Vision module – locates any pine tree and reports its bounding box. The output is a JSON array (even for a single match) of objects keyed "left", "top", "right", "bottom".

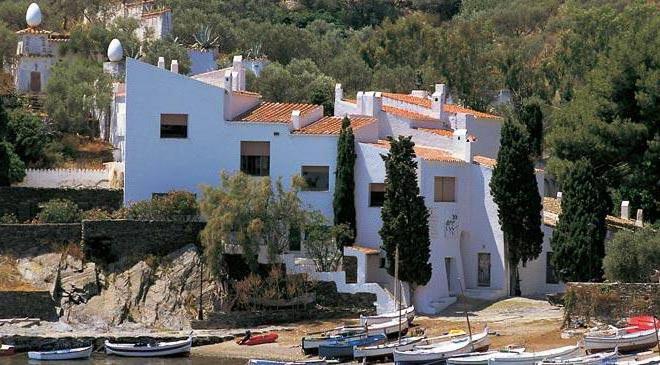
[
  {"left": 490, "top": 118, "right": 543, "bottom": 296},
  {"left": 333, "top": 116, "right": 356, "bottom": 246},
  {"left": 379, "top": 136, "right": 432, "bottom": 286},
  {"left": 551, "top": 158, "right": 610, "bottom": 282}
]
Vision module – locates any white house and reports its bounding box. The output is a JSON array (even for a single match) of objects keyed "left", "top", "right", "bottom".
[
  {"left": 119, "top": 52, "right": 572, "bottom": 314},
  {"left": 105, "top": 0, "right": 172, "bottom": 41}
]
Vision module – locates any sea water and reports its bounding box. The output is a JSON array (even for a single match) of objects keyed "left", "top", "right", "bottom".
[{"left": 1, "top": 354, "right": 246, "bottom": 364}]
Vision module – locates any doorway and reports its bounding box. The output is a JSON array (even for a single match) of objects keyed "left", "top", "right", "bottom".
[
  {"left": 444, "top": 257, "right": 452, "bottom": 292},
  {"left": 30, "top": 71, "right": 41, "bottom": 92},
  {"left": 477, "top": 253, "right": 491, "bottom": 287}
]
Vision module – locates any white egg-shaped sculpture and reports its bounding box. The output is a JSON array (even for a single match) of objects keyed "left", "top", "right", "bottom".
[
  {"left": 107, "top": 39, "right": 123, "bottom": 62},
  {"left": 26, "top": 3, "right": 42, "bottom": 28}
]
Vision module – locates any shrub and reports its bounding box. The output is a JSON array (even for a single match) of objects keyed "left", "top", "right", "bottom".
[
  {"left": 603, "top": 228, "right": 660, "bottom": 283},
  {"left": 36, "top": 199, "right": 81, "bottom": 223},
  {"left": 127, "top": 191, "right": 199, "bottom": 221},
  {"left": 0, "top": 213, "right": 18, "bottom": 224}
]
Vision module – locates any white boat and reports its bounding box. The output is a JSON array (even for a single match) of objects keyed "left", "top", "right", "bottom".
[
  {"left": 584, "top": 328, "right": 660, "bottom": 353},
  {"left": 394, "top": 327, "right": 491, "bottom": 365},
  {"left": 538, "top": 349, "right": 618, "bottom": 365},
  {"left": 360, "top": 306, "right": 416, "bottom": 325},
  {"left": 354, "top": 335, "right": 426, "bottom": 359},
  {"left": 345, "top": 317, "right": 410, "bottom": 336},
  {"left": 447, "top": 346, "right": 526, "bottom": 365},
  {"left": 105, "top": 336, "right": 192, "bottom": 357},
  {"left": 615, "top": 355, "right": 660, "bottom": 365},
  {"left": 28, "top": 345, "right": 93, "bottom": 361},
  {"left": 487, "top": 345, "right": 581, "bottom": 365}
]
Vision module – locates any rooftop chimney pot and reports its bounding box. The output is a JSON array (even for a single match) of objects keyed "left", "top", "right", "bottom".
[
  {"left": 170, "top": 59, "right": 179, "bottom": 74},
  {"left": 157, "top": 57, "right": 165, "bottom": 69},
  {"left": 635, "top": 209, "right": 644, "bottom": 227},
  {"left": 620, "top": 201, "right": 630, "bottom": 220}
]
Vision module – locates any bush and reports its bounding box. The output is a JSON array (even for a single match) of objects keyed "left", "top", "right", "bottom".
[
  {"left": 603, "top": 228, "right": 660, "bottom": 283},
  {"left": 36, "top": 199, "right": 81, "bottom": 223},
  {"left": 0, "top": 213, "right": 18, "bottom": 224},
  {"left": 127, "top": 191, "right": 199, "bottom": 221}
]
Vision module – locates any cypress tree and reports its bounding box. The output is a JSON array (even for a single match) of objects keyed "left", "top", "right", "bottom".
[
  {"left": 379, "top": 136, "right": 432, "bottom": 286},
  {"left": 333, "top": 116, "right": 356, "bottom": 246},
  {"left": 518, "top": 97, "right": 544, "bottom": 158},
  {"left": 490, "top": 118, "right": 543, "bottom": 296},
  {"left": 551, "top": 158, "right": 610, "bottom": 282}
]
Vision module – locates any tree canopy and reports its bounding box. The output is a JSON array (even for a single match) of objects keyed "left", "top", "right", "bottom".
[
  {"left": 603, "top": 227, "right": 660, "bottom": 283},
  {"left": 333, "top": 116, "right": 356, "bottom": 246}
]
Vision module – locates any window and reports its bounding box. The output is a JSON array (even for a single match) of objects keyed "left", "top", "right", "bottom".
[
  {"left": 240, "top": 141, "right": 270, "bottom": 176},
  {"left": 434, "top": 176, "right": 456, "bottom": 202},
  {"left": 369, "top": 183, "right": 385, "bottom": 207},
  {"left": 546, "top": 252, "right": 559, "bottom": 284},
  {"left": 289, "top": 227, "right": 301, "bottom": 251},
  {"left": 301, "top": 166, "right": 329, "bottom": 191},
  {"left": 160, "top": 114, "right": 188, "bottom": 138}
]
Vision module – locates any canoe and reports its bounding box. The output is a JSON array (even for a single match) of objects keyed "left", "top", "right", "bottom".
[
  {"left": 302, "top": 332, "right": 365, "bottom": 354},
  {"left": 248, "top": 359, "right": 337, "bottom": 365},
  {"left": 318, "top": 334, "right": 387, "bottom": 359},
  {"left": 615, "top": 356, "right": 660, "bottom": 365},
  {"left": 584, "top": 328, "right": 660, "bottom": 353},
  {"left": 28, "top": 345, "right": 93, "bottom": 361},
  {"left": 486, "top": 345, "right": 581, "bottom": 365},
  {"left": 354, "top": 335, "right": 427, "bottom": 359},
  {"left": 538, "top": 350, "right": 618, "bottom": 365},
  {"left": 447, "top": 346, "right": 526, "bottom": 365},
  {"left": 105, "top": 336, "right": 192, "bottom": 357},
  {"left": 394, "top": 327, "right": 491, "bottom": 365},
  {"left": 238, "top": 332, "right": 279, "bottom": 346},
  {"left": 360, "top": 306, "right": 416, "bottom": 325},
  {"left": 0, "top": 344, "right": 16, "bottom": 356}
]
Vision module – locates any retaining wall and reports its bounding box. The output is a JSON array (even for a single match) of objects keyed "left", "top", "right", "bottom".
[
  {"left": 0, "top": 291, "right": 58, "bottom": 320},
  {"left": 0, "top": 223, "right": 82, "bottom": 256},
  {"left": 14, "top": 168, "right": 110, "bottom": 189}
]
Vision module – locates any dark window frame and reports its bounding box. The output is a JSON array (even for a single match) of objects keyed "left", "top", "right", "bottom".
[
  {"left": 301, "top": 165, "right": 330, "bottom": 191},
  {"left": 369, "top": 183, "right": 386, "bottom": 207},
  {"left": 240, "top": 141, "right": 270, "bottom": 177},
  {"left": 160, "top": 113, "right": 188, "bottom": 139}
]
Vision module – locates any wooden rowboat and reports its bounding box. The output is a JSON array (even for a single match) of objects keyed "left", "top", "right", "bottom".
[
  {"left": 105, "top": 336, "right": 192, "bottom": 357},
  {"left": 360, "top": 306, "right": 416, "bottom": 325},
  {"left": 318, "top": 333, "right": 387, "bottom": 359},
  {"left": 28, "top": 345, "right": 93, "bottom": 361},
  {"left": 0, "top": 344, "right": 16, "bottom": 357},
  {"left": 538, "top": 349, "right": 618, "bottom": 365},
  {"left": 354, "top": 335, "right": 427, "bottom": 359},
  {"left": 394, "top": 327, "right": 491, "bottom": 365},
  {"left": 584, "top": 328, "right": 660, "bottom": 353}
]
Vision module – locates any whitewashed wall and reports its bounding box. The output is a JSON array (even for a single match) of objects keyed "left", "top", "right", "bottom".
[{"left": 14, "top": 168, "right": 110, "bottom": 188}]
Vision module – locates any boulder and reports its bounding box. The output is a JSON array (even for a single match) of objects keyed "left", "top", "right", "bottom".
[{"left": 16, "top": 253, "right": 61, "bottom": 294}]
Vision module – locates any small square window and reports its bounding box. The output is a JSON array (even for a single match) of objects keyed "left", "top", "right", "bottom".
[
  {"left": 240, "top": 141, "right": 270, "bottom": 176},
  {"left": 301, "top": 166, "right": 329, "bottom": 191},
  {"left": 160, "top": 114, "right": 188, "bottom": 138},
  {"left": 369, "top": 183, "right": 385, "bottom": 207},
  {"left": 434, "top": 176, "right": 456, "bottom": 202}
]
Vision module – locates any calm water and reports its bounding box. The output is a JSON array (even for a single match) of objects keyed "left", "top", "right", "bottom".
[{"left": 2, "top": 354, "right": 246, "bottom": 365}]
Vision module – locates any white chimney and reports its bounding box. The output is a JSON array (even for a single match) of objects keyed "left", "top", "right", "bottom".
[
  {"left": 620, "top": 201, "right": 630, "bottom": 220},
  {"left": 356, "top": 91, "right": 364, "bottom": 114},
  {"left": 556, "top": 191, "right": 562, "bottom": 203},
  {"left": 635, "top": 209, "right": 644, "bottom": 227},
  {"left": 363, "top": 91, "right": 382, "bottom": 117},
  {"left": 335, "top": 83, "right": 343, "bottom": 102},
  {"left": 411, "top": 90, "right": 428, "bottom": 98},
  {"left": 223, "top": 69, "right": 232, "bottom": 92},
  {"left": 291, "top": 110, "right": 302, "bottom": 130},
  {"left": 232, "top": 55, "right": 245, "bottom": 91},
  {"left": 170, "top": 59, "right": 179, "bottom": 74},
  {"left": 157, "top": 56, "right": 165, "bottom": 69},
  {"left": 432, "top": 84, "right": 447, "bottom": 118}
]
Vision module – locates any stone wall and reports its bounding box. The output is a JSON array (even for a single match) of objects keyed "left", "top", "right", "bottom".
[
  {"left": 0, "top": 187, "right": 123, "bottom": 221},
  {"left": 0, "top": 224, "right": 81, "bottom": 256},
  {"left": 563, "top": 282, "right": 660, "bottom": 325},
  {"left": 0, "top": 291, "right": 58, "bottom": 320}
]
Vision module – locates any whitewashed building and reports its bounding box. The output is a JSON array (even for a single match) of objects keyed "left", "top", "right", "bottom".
[
  {"left": 106, "top": 0, "right": 172, "bottom": 41},
  {"left": 118, "top": 53, "right": 565, "bottom": 314}
]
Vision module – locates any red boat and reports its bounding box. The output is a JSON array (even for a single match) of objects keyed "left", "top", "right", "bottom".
[
  {"left": 626, "top": 316, "right": 660, "bottom": 333},
  {"left": 237, "top": 332, "right": 279, "bottom": 346},
  {"left": 0, "top": 344, "right": 16, "bottom": 356}
]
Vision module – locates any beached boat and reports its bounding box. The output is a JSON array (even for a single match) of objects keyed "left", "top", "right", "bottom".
[
  {"left": 446, "top": 346, "right": 526, "bottom": 365},
  {"left": 318, "top": 333, "right": 387, "bottom": 359},
  {"left": 584, "top": 328, "right": 660, "bottom": 353},
  {"left": 486, "top": 345, "right": 581, "bottom": 365},
  {"left": 625, "top": 316, "right": 659, "bottom": 333},
  {"left": 354, "top": 335, "right": 427, "bottom": 359},
  {"left": 360, "top": 306, "right": 416, "bottom": 326},
  {"left": 105, "top": 336, "right": 192, "bottom": 357},
  {"left": 344, "top": 317, "right": 411, "bottom": 336},
  {"left": 393, "top": 327, "right": 491, "bottom": 365},
  {"left": 302, "top": 331, "right": 365, "bottom": 354},
  {"left": 538, "top": 350, "right": 618, "bottom": 365},
  {"left": 238, "top": 332, "right": 279, "bottom": 346},
  {"left": 615, "top": 356, "right": 660, "bottom": 365},
  {"left": 28, "top": 345, "right": 93, "bottom": 361},
  {"left": 0, "top": 344, "right": 16, "bottom": 356},
  {"left": 248, "top": 359, "right": 337, "bottom": 365}
]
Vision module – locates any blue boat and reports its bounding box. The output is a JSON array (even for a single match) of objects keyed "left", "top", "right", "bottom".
[{"left": 318, "top": 334, "right": 387, "bottom": 359}]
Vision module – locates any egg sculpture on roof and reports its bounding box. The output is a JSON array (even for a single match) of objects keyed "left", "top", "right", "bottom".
[
  {"left": 107, "top": 39, "right": 123, "bottom": 62},
  {"left": 26, "top": 3, "right": 42, "bottom": 28}
]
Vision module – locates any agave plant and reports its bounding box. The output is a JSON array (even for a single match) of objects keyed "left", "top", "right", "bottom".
[{"left": 193, "top": 25, "right": 220, "bottom": 51}]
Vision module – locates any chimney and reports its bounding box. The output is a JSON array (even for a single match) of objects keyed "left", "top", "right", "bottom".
[
  {"left": 223, "top": 69, "right": 232, "bottom": 92},
  {"left": 635, "top": 209, "right": 644, "bottom": 227},
  {"left": 157, "top": 56, "right": 165, "bottom": 69},
  {"left": 411, "top": 90, "right": 428, "bottom": 98},
  {"left": 453, "top": 129, "right": 472, "bottom": 163},
  {"left": 232, "top": 55, "right": 245, "bottom": 91},
  {"left": 170, "top": 59, "right": 179, "bottom": 74},
  {"left": 556, "top": 191, "right": 562, "bottom": 203},
  {"left": 356, "top": 91, "right": 364, "bottom": 114},
  {"left": 620, "top": 201, "right": 630, "bottom": 220},
  {"left": 335, "top": 83, "right": 343, "bottom": 102},
  {"left": 432, "top": 84, "right": 447, "bottom": 118},
  {"left": 291, "top": 110, "right": 302, "bottom": 130},
  {"left": 363, "top": 91, "right": 382, "bottom": 117}
]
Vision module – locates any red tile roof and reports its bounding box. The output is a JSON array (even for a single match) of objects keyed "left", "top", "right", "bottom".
[
  {"left": 294, "top": 115, "right": 375, "bottom": 135},
  {"left": 543, "top": 197, "right": 637, "bottom": 230},
  {"left": 236, "top": 102, "right": 318, "bottom": 123},
  {"left": 234, "top": 90, "right": 262, "bottom": 97},
  {"left": 382, "top": 92, "right": 501, "bottom": 120},
  {"left": 444, "top": 104, "right": 501, "bottom": 120},
  {"left": 367, "top": 140, "right": 464, "bottom": 163},
  {"left": 418, "top": 127, "right": 453, "bottom": 137},
  {"left": 349, "top": 245, "right": 380, "bottom": 255},
  {"left": 382, "top": 105, "right": 440, "bottom": 122},
  {"left": 473, "top": 155, "right": 497, "bottom": 169},
  {"left": 16, "top": 27, "right": 51, "bottom": 35}
]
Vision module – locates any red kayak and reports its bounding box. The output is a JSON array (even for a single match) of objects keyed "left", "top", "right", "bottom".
[
  {"left": 237, "top": 332, "right": 279, "bottom": 346},
  {"left": 626, "top": 316, "right": 660, "bottom": 333}
]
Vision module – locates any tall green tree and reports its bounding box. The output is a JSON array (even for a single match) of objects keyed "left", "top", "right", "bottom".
[
  {"left": 603, "top": 227, "right": 660, "bottom": 283},
  {"left": 379, "top": 136, "right": 432, "bottom": 287},
  {"left": 517, "top": 97, "right": 544, "bottom": 158},
  {"left": 333, "top": 116, "right": 356, "bottom": 246},
  {"left": 551, "top": 159, "right": 611, "bottom": 282},
  {"left": 0, "top": 98, "right": 25, "bottom": 186},
  {"left": 490, "top": 118, "right": 543, "bottom": 296}
]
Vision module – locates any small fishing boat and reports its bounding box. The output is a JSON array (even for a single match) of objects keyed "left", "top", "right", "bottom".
[
  {"left": 28, "top": 345, "right": 93, "bottom": 361},
  {"left": 394, "top": 327, "right": 491, "bottom": 365},
  {"left": 354, "top": 335, "right": 427, "bottom": 359},
  {"left": 318, "top": 333, "right": 387, "bottom": 359},
  {"left": 302, "top": 331, "right": 365, "bottom": 354},
  {"left": 626, "top": 316, "right": 659, "bottom": 333},
  {"left": 343, "top": 317, "right": 411, "bottom": 336},
  {"left": 238, "top": 332, "right": 279, "bottom": 346},
  {"left": 538, "top": 349, "right": 618, "bottom": 365},
  {"left": 486, "top": 344, "right": 581, "bottom": 365},
  {"left": 248, "top": 359, "right": 338, "bottom": 365},
  {"left": 360, "top": 306, "right": 416, "bottom": 326},
  {"left": 0, "top": 344, "right": 16, "bottom": 356},
  {"left": 615, "top": 356, "right": 660, "bottom": 365},
  {"left": 584, "top": 328, "right": 660, "bottom": 353},
  {"left": 447, "top": 346, "right": 526, "bottom": 365},
  {"left": 105, "top": 336, "right": 192, "bottom": 357}
]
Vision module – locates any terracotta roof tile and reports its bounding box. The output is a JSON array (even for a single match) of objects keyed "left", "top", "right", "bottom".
[
  {"left": 235, "top": 90, "right": 262, "bottom": 97},
  {"left": 383, "top": 92, "right": 432, "bottom": 108},
  {"left": 382, "top": 92, "right": 501, "bottom": 120},
  {"left": 367, "top": 140, "right": 464, "bottom": 163},
  {"left": 235, "top": 102, "right": 318, "bottom": 123},
  {"left": 418, "top": 127, "right": 454, "bottom": 137},
  {"left": 473, "top": 155, "right": 497, "bottom": 169},
  {"left": 294, "top": 115, "right": 375, "bottom": 135},
  {"left": 16, "top": 27, "right": 51, "bottom": 35},
  {"left": 444, "top": 104, "right": 501, "bottom": 120},
  {"left": 349, "top": 245, "right": 380, "bottom": 255},
  {"left": 382, "top": 105, "right": 439, "bottom": 122},
  {"left": 543, "top": 197, "right": 637, "bottom": 230}
]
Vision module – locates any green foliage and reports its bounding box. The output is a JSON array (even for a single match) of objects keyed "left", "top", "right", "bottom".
[
  {"left": 379, "top": 136, "right": 432, "bottom": 287},
  {"left": 36, "top": 199, "right": 82, "bottom": 223},
  {"left": 517, "top": 97, "right": 544, "bottom": 158},
  {"left": 333, "top": 116, "right": 356, "bottom": 246},
  {"left": 44, "top": 57, "right": 112, "bottom": 135},
  {"left": 551, "top": 159, "right": 611, "bottom": 282},
  {"left": 0, "top": 141, "right": 24, "bottom": 186},
  {"left": 490, "top": 118, "right": 543, "bottom": 295},
  {"left": 304, "top": 211, "right": 351, "bottom": 272},
  {"left": 143, "top": 38, "right": 192, "bottom": 75},
  {"left": 127, "top": 191, "right": 199, "bottom": 221},
  {"left": 0, "top": 22, "right": 16, "bottom": 68},
  {"left": 603, "top": 228, "right": 660, "bottom": 283},
  {"left": 0, "top": 213, "right": 18, "bottom": 224},
  {"left": 6, "top": 110, "right": 51, "bottom": 166}
]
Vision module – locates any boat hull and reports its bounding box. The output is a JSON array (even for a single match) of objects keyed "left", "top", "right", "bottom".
[
  {"left": 360, "top": 306, "right": 416, "bottom": 326},
  {"left": 28, "top": 345, "right": 93, "bottom": 360},
  {"left": 354, "top": 336, "right": 426, "bottom": 359},
  {"left": 302, "top": 333, "right": 364, "bottom": 354},
  {"left": 394, "top": 329, "right": 491, "bottom": 365},
  {"left": 319, "top": 335, "right": 386, "bottom": 359},
  {"left": 0, "top": 345, "right": 16, "bottom": 357},
  {"left": 105, "top": 337, "right": 192, "bottom": 357},
  {"left": 487, "top": 345, "right": 581, "bottom": 365},
  {"left": 585, "top": 329, "right": 660, "bottom": 353}
]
